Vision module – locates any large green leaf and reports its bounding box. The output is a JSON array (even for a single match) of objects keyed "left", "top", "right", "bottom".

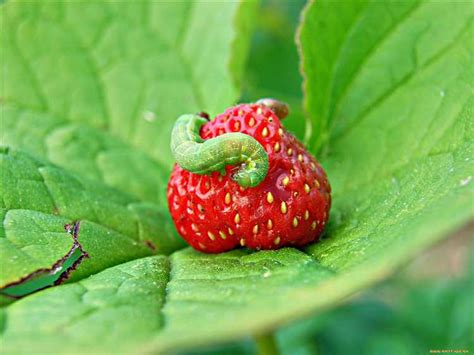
[
  {"left": 1, "top": 0, "right": 256, "bottom": 203},
  {"left": 1, "top": 0, "right": 473, "bottom": 353},
  {"left": 300, "top": 0, "right": 473, "bottom": 266},
  {"left": 300, "top": 0, "right": 473, "bottom": 156}
]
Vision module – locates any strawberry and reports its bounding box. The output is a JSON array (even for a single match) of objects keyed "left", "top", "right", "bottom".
[{"left": 167, "top": 100, "right": 331, "bottom": 253}]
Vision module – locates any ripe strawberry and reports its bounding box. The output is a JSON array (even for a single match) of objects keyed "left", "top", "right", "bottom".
[{"left": 167, "top": 100, "right": 331, "bottom": 253}]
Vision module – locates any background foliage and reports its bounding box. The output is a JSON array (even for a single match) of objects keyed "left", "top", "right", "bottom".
[{"left": 1, "top": 0, "right": 472, "bottom": 353}]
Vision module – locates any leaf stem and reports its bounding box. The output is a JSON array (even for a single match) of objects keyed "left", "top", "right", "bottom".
[{"left": 255, "top": 332, "right": 279, "bottom": 355}]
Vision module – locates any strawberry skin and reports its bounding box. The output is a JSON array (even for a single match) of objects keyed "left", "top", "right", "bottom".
[{"left": 167, "top": 103, "right": 331, "bottom": 253}]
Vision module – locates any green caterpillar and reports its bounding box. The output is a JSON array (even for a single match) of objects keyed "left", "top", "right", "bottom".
[{"left": 170, "top": 114, "right": 269, "bottom": 187}]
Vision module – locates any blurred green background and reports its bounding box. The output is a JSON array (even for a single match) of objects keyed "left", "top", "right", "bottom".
[{"left": 241, "top": 0, "right": 308, "bottom": 141}]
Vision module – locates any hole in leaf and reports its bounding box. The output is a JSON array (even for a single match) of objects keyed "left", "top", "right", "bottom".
[{"left": 0, "top": 221, "right": 89, "bottom": 298}]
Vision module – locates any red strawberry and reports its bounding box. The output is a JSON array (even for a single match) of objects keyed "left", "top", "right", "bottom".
[{"left": 167, "top": 100, "right": 331, "bottom": 253}]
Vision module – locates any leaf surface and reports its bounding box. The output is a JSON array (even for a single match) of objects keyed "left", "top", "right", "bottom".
[
  {"left": 0, "top": 256, "right": 169, "bottom": 354},
  {"left": 1, "top": 0, "right": 255, "bottom": 203},
  {"left": 0, "top": 147, "right": 183, "bottom": 292}
]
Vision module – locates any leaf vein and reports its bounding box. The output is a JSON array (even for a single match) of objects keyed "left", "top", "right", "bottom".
[
  {"left": 331, "top": 15, "right": 473, "bottom": 145},
  {"left": 328, "top": 1, "right": 423, "bottom": 131}
]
